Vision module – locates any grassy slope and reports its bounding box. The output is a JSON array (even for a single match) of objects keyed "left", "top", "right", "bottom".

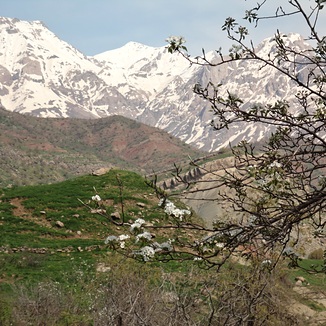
[
  {"left": 0, "top": 170, "right": 324, "bottom": 324},
  {"left": 0, "top": 170, "right": 159, "bottom": 286},
  {"left": 0, "top": 169, "right": 324, "bottom": 281},
  {"left": 0, "top": 169, "right": 212, "bottom": 324},
  {"left": 0, "top": 169, "right": 160, "bottom": 248}
]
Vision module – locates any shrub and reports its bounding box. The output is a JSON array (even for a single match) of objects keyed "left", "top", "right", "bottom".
[{"left": 308, "top": 248, "right": 324, "bottom": 260}]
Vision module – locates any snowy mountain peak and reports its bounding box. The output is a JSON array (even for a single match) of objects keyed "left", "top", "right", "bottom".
[
  {"left": 256, "top": 33, "right": 310, "bottom": 58},
  {"left": 95, "top": 41, "right": 164, "bottom": 68},
  {"left": 0, "top": 16, "right": 89, "bottom": 73},
  {"left": 0, "top": 17, "right": 311, "bottom": 152},
  {"left": 122, "top": 41, "right": 155, "bottom": 50}
]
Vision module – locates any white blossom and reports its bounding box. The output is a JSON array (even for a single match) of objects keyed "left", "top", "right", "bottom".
[
  {"left": 159, "top": 199, "right": 191, "bottom": 221},
  {"left": 91, "top": 194, "right": 102, "bottom": 202},
  {"left": 262, "top": 259, "right": 272, "bottom": 265},
  {"left": 165, "top": 36, "right": 186, "bottom": 45},
  {"left": 139, "top": 246, "right": 155, "bottom": 261},
  {"left": 104, "top": 234, "right": 129, "bottom": 248},
  {"left": 130, "top": 218, "right": 146, "bottom": 233},
  {"left": 158, "top": 241, "right": 173, "bottom": 251},
  {"left": 158, "top": 198, "right": 166, "bottom": 207},
  {"left": 104, "top": 235, "right": 118, "bottom": 244},
  {"left": 118, "top": 234, "right": 130, "bottom": 249},
  {"left": 269, "top": 161, "right": 282, "bottom": 168},
  {"left": 135, "top": 218, "right": 146, "bottom": 225},
  {"left": 136, "top": 232, "right": 152, "bottom": 242},
  {"left": 152, "top": 241, "right": 173, "bottom": 252},
  {"left": 118, "top": 234, "right": 130, "bottom": 241}
]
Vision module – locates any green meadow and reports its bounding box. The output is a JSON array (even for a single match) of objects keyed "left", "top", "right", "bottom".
[{"left": 0, "top": 169, "right": 324, "bottom": 325}]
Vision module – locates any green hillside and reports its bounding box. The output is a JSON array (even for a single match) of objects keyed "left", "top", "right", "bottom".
[
  {"left": 0, "top": 170, "right": 324, "bottom": 325},
  {"left": 0, "top": 170, "right": 164, "bottom": 324},
  {"left": 0, "top": 169, "right": 163, "bottom": 249}
]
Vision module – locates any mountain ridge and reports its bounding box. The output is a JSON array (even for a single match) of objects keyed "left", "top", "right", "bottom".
[{"left": 0, "top": 17, "right": 310, "bottom": 151}]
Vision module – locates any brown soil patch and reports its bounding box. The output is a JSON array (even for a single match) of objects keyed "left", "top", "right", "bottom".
[
  {"left": 10, "top": 197, "right": 53, "bottom": 229},
  {"left": 290, "top": 286, "right": 326, "bottom": 325}
]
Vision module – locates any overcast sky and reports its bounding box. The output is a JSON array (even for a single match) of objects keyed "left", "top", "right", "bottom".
[{"left": 2, "top": 0, "right": 326, "bottom": 56}]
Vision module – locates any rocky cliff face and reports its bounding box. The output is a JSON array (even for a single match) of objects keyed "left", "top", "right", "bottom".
[{"left": 0, "top": 17, "right": 310, "bottom": 151}]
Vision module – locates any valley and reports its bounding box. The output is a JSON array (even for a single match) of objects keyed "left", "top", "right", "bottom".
[{"left": 0, "top": 13, "right": 325, "bottom": 325}]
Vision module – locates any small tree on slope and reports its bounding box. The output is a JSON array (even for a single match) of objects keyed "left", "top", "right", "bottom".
[
  {"left": 89, "top": 0, "right": 325, "bottom": 287},
  {"left": 161, "top": 0, "right": 326, "bottom": 272},
  {"left": 84, "top": 2, "right": 325, "bottom": 324}
]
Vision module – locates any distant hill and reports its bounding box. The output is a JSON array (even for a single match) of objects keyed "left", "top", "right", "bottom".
[{"left": 0, "top": 108, "right": 204, "bottom": 186}]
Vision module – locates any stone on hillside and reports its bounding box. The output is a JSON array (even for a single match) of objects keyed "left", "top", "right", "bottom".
[
  {"left": 295, "top": 280, "right": 303, "bottom": 286},
  {"left": 92, "top": 167, "right": 111, "bottom": 176},
  {"left": 295, "top": 276, "right": 306, "bottom": 283},
  {"left": 111, "top": 212, "right": 121, "bottom": 220},
  {"left": 136, "top": 202, "right": 146, "bottom": 208},
  {"left": 55, "top": 220, "right": 64, "bottom": 228},
  {"left": 91, "top": 208, "right": 106, "bottom": 214}
]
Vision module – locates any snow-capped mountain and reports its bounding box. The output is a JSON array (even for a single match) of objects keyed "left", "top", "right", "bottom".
[{"left": 0, "top": 17, "right": 310, "bottom": 151}]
